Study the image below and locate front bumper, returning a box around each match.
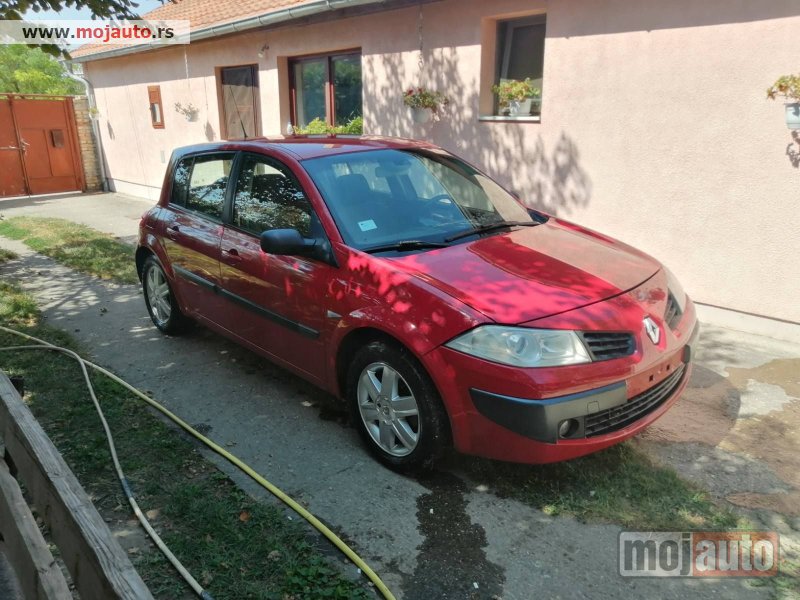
[422,286,699,463]
[469,323,698,444]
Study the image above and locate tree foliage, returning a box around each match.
[0,45,83,94]
[0,0,140,22]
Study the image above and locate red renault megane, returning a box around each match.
[136,135,698,469]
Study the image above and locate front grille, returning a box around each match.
[584,363,685,437]
[580,332,635,361]
[664,292,683,330]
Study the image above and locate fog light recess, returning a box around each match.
[558,418,579,439]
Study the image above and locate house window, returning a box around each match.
[494,15,546,117]
[218,65,260,139]
[148,85,164,129]
[290,52,362,129]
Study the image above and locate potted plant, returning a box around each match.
[492,78,541,116]
[403,87,450,124]
[174,102,200,122]
[766,74,800,130]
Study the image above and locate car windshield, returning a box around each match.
[302,148,533,251]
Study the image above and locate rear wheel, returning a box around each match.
[347,341,449,470]
[142,255,189,334]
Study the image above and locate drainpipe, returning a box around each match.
[62,62,109,192]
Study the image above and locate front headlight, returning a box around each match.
[445,326,592,367]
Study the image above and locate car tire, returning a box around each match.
[142,255,189,335]
[346,340,449,470]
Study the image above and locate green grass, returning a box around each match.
[458,443,740,531]
[0,216,137,284]
[0,280,370,599]
[0,248,18,263]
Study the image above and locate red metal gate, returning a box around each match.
[0,95,84,198]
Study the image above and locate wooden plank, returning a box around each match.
[0,459,72,600]
[0,373,153,600]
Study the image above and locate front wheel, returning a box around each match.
[142,255,189,334]
[347,341,449,470]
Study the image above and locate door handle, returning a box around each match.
[165,224,180,239]
[0,146,20,151]
[222,247,242,263]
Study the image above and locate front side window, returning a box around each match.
[291,52,362,130]
[218,65,260,139]
[303,149,531,249]
[494,16,546,116]
[178,154,234,219]
[233,155,313,237]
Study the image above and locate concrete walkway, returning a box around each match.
[2,193,797,598]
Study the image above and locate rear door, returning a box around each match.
[217,152,333,384]
[160,152,234,319]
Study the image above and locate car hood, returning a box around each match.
[388,220,661,323]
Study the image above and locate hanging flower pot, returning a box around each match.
[403,87,449,124]
[766,75,800,130]
[785,103,800,130]
[174,102,199,123]
[410,107,433,124]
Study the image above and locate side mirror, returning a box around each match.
[259,228,316,256]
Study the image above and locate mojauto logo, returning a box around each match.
[619,531,779,577]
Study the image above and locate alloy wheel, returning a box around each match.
[356,362,420,457]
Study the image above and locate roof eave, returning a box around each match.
[70,0,387,63]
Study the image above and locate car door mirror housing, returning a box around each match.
[260,228,316,256]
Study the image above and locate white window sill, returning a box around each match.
[478,115,541,123]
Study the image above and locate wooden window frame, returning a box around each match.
[147,85,164,129]
[288,49,361,128]
[215,64,261,140]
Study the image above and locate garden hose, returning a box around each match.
[0,324,396,600]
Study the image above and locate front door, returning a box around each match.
[218,153,332,384]
[160,152,233,318]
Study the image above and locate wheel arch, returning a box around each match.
[335,327,406,400]
[135,246,154,281]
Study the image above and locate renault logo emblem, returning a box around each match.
[643,317,661,344]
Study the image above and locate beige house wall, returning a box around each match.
[84,0,800,326]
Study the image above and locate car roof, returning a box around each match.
[171,135,438,161]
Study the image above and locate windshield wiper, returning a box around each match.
[362,240,451,254]
[444,220,540,243]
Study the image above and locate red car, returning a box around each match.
[136,135,698,469]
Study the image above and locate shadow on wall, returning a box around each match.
[204,120,216,142]
[787,131,800,168]
[364,46,592,216]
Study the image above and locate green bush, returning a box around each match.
[295,116,363,135]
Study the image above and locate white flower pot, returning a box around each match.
[411,107,433,124]
[509,98,533,116]
[786,103,800,130]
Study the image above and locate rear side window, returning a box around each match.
[232,155,313,237]
[170,158,191,206]
[169,153,234,220]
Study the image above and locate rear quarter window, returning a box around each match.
[169,153,235,220]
